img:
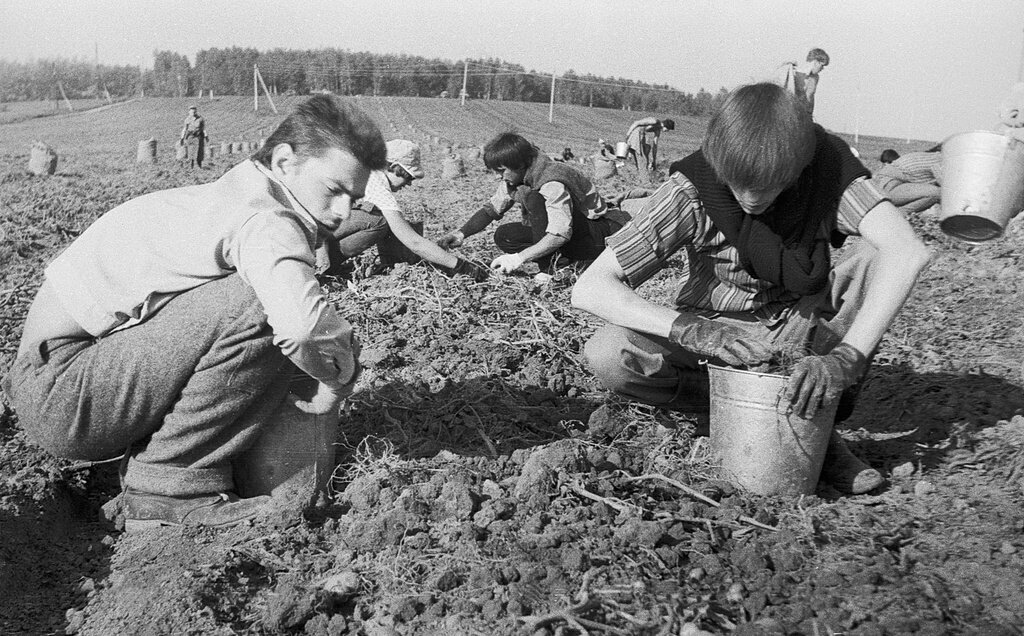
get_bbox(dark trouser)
[583,240,876,408]
[492,190,626,267]
[185,136,205,168]
[316,206,391,274]
[1,274,292,496]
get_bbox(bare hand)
[291,381,352,415]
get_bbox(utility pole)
[461,60,468,106]
[548,71,556,123]
[254,64,259,112]
[1019,26,1024,81]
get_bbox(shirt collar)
[250,160,321,237]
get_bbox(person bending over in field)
[3,96,382,531]
[871,147,942,215]
[317,138,489,281]
[438,132,626,274]
[624,116,675,172]
[572,83,931,494]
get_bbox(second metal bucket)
[708,363,835,496]
[939,130,1024,243]
[614,141,630,159]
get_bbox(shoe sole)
[124,519,179,532]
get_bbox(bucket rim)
[705,361,788,381]
[941,129,1024,150]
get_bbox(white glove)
[490,252,525,274]
[489,182,515,215]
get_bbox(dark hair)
[253,95,387,171]
[926,144,942,153]
[483,132,538,171]
[388,163,414,181]
[702,83,815,191]
[662,119,676,131]
[879,149,900,164]
[807,48,830,66]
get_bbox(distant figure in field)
[872,147,943,215]
[995,81,1024,143]
[776,48,830,115]
[179,106,209,169]
[623,117,675,172]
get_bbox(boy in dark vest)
[572,83,931,494]
[438,133,625,274]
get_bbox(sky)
[3,0,1023,142]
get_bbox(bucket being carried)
[708,363,835,496]
[939,130,1024,243]
[614,141,630,159]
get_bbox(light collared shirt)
[45,160,357,388]
[607,173,886,322]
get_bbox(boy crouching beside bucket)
[571,82,932,495]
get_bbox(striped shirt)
[606,173,886,322]
[873,152,942,186]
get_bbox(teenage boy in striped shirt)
[572,83,931,495]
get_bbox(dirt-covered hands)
[437,231,464,249]
[669,312,772,367]
[785,343,867,418]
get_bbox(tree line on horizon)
[0,48,729,116]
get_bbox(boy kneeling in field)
[3,96,380,530]
[572,83,931,494]
[439,132,626,274]
[318,138,489,281]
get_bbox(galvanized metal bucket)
[708,363,835,496]
[614,141,630,159]
[939,130,1024,243]
[235,392,338,500]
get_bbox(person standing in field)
[2,96,382,531]
[316,139,489,281]
[872,148,943,215]
[179,105,209,169]
[438,132,626,274]
[776,48,830,115]
[572,83,931,495]
[623,117,675,172]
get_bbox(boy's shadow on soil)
[839,363,1024,472]
[338,376,597,461]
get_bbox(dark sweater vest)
[523,154,598,227]
[670,125,869,296]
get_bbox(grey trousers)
[583,240,876,408]
[2,274,292,496]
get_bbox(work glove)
[437,231,464,250]
[491,252,525,274]
[785,343,868,419]
[669,312,772,367]
[443,257,490,282]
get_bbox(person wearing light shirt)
[317,139,489,281]
[2,96,386,531]
[438,133,626,274]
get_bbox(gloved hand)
[437,231,464,250]
[669,312,773,367]
[443,257,490,282]
[491,252,525,274]
[785,343,867,418]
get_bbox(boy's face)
[729,185,784,216]
[279,147,370,233]
[497,166,526,187]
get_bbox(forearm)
[841,243,929,356]
[458,204,498,238]
[571,250,679,337]
[517,233,567,264]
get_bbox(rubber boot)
[819,431,884,494]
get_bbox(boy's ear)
[270,143,299,175]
